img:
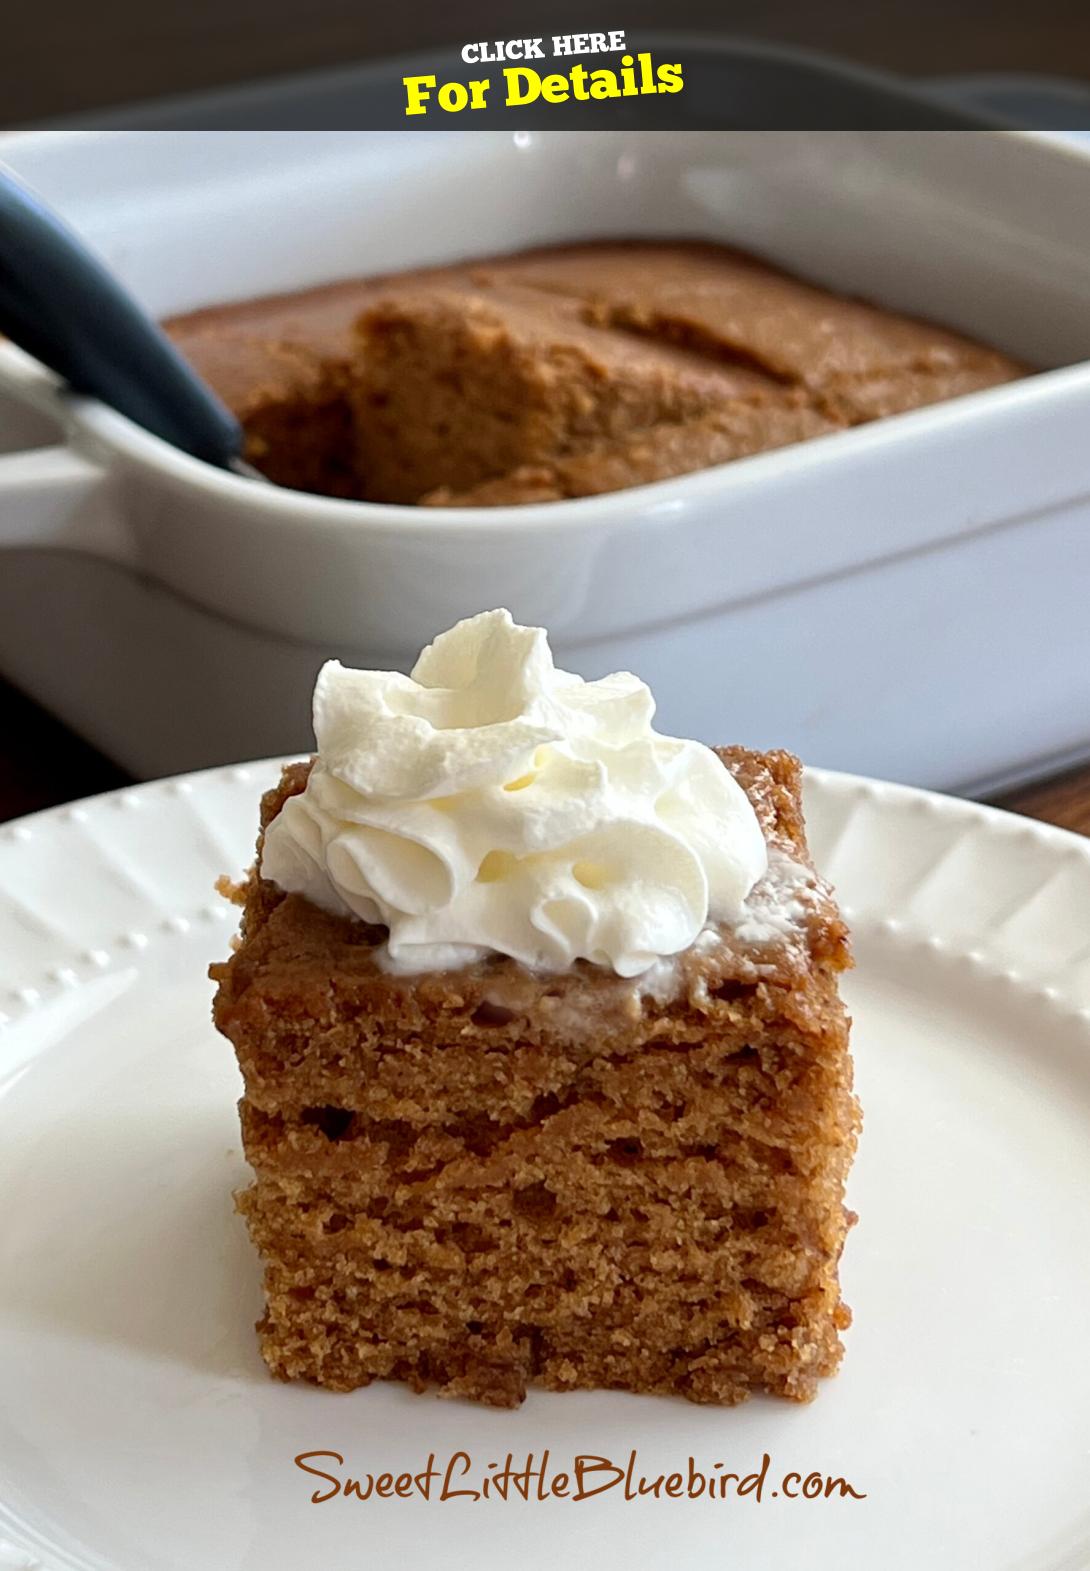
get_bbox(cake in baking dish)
[210,610,859,1406]
[166,240,1023,505]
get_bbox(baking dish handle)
[0,345,134,561]
[0,442,131,559]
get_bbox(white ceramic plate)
[1,762,1089,1571]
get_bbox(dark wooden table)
[2,673,1088,836]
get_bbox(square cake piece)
[211,612,858,1406]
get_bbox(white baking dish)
[1,129,1089,790]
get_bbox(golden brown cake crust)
[351,281,801,505]
[212,748,859,1407]
[167,239,1023,505]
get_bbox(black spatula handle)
[0,168,243,470]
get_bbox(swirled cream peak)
[260,610,768,976]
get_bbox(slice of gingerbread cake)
[211,609,859,1407]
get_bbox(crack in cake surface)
[166,238,1023,505]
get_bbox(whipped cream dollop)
[261,610,768,976]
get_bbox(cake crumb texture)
[211,748,860,1407]
[168,240,1023,505]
